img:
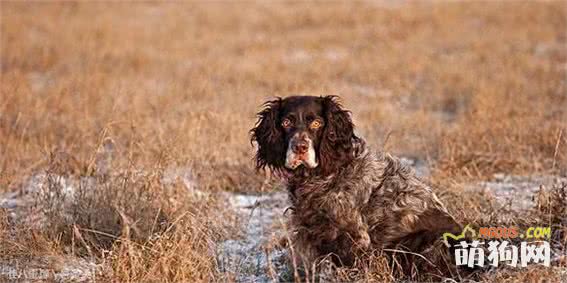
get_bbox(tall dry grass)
[1,1,566,281]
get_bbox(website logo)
[443,225,552,268]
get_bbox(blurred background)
[1,1,566,281]
[2,2,566,187]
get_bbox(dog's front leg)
[316,191,371,265]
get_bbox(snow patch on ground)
[466,174,567,211]
[0,166,201,282]
[216,192,291,282]
[0,166,201,228]
[2,162,565,281]
[400,157,431,178]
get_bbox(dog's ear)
[319,95,356,174]
[250,98,286,171]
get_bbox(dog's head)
[250,95,358,175]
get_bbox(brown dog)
[250,95,461,272]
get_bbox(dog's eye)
[281,119,292,128]
[310,120,322,129]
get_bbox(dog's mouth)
[286,155,317,169]
[285,137,318,170]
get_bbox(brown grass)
[1,1,566,282]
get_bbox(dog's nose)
[292,141,309,154]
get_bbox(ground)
[1,1,566,282]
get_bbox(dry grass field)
[1,1,566,282]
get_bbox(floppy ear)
[250,98,286,171]
[319,96,356,174]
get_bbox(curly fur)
[318,96,361,176]
[250,98,286,171]
[250,95,462,274]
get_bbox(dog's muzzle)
[285,133,318,169]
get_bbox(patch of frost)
[217,192,290,282]
[400,157,431,178]
[467,174,567,211]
